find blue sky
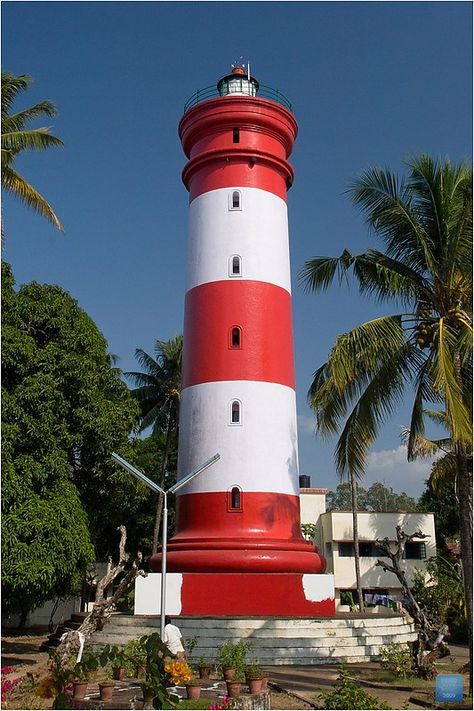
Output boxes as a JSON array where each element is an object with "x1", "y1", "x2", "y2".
[{"x1": 2, "y1": 1, "x2": 472, "y2": 497}]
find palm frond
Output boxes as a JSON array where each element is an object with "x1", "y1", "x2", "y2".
[
  {"x1": 1, "y1": 73, "x2": 32, "y2": 117},
  {"x1": 432, "y1": 318, "x2": 472, "y2": 446},
  {"x1": 352, "y1": 249, "x2": 429, "y2": 304},
  {"x1": 400, "y1": 428, "x2": 447, "y2": 458},
  {"x1": 2, "y1": 128, "x2": 63, "y2": 154},
  {"x1": 299, "y1": 250, "x2": 355, "y2": 293},
  {"x1": 1, "y1": 163, "x2": 63, "y2": 231},
  {"x1": 2, "y1": 101, "x2": 57, "y2": 133},
  {"x1": 348, "y1": 166, "x2": 434, "y2": 273},
  {"x1": 333, "y1": 345, "x2": 411, "y2": 477}
]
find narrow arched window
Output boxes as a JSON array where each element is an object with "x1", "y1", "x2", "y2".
[
  {"x1": 227, "y1": 485, "x2": 243, "y2": 512},
  {"x1": 230, "y1": 400, "x2": 241, "y2": 424},
  {"x1": 231, "y1": 255, "x2": 241, "y2": 276},
  {"x1": 230, "y1": 326, "x2": 242, "y2": 349},
  {"x1": 229, "y1": 190, "x2": 242, "y2": 211},
  {"x1": 232, "y1": 257, "x2": 241, "y2": 276},
  {"x1": 231, "y1": 487, "x2": 241, "y2": 508}
]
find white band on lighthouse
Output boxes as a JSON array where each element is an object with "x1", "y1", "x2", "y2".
[
  {"x1": 178, "y1": 380, "x2": 299, "y2": 496},
  {"x1": 186, "y1": 187, "x2": 292, "y2": 293}
]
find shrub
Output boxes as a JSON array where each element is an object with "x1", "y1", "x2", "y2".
[
  {"x1": 379, "y1": 642, "x2": 413, "y2": 678},
  {"x1": 123, "y1": 639, "x2": 146, "y2": 677},
  {"x1": 318, "y1": 666, "x2": 391, "y2": 709},
  {"x1": 217, "y1": 640, "x2": 252, "y2": 676}
]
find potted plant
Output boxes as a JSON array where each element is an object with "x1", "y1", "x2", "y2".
[
  {"x1": 225, "y1": 671, "x2": 244, "y2": 698},
  {"x1": 139, "y1": 633, "x2": 178, "y2": 709},
  {"x1": 109, "y1": 645, "x2": 128, "y2": 680},
  {"x1": 197, "y1": 656, "x2": 213, "y2": 679},
  {"x1": 245, "y1": 664, "x2": 264, "y2": 693},
  {"x1": 71, "y1": 649, "x2": 99, "y2": 700},
  {"x1": 184, "y1": 677, "x2": 203, "y2": 700},
  {"x1": 217, "y1": 640, "x2": 251, "y2": 681},
  {"x1": 98, "y1": 679, "x2": 115, "y2": 702},
  {"x1": 123, "y1": 638, "x2": 147, "y2": 678},
  {"x1": 97, "y1": 645, "x2": 117, "y2": 701}
]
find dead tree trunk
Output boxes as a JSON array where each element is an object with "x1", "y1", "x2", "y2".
[
  {"x1": 55, "y1": 525, "x2": 147, "y2": 668},
  {"x1": 375, "y1": 525, "x2": 442, "y2": 677}
]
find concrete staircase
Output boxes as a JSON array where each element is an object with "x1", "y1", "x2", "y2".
[{"x1": 90, "y1": 613, "x2": 416, "y2": 664}]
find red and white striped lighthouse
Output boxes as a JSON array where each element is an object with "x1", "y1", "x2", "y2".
[{"x1": 148, "y1": 67, "x2": 334, "y2": 616}]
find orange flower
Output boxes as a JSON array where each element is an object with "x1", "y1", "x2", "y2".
[{"x1": 164, "y1": 659, "x2": 192, "y2": 685}]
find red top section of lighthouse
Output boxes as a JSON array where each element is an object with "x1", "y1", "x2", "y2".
[{"x1": 178, "y1": 69, "x2": 298, "y2": 202}]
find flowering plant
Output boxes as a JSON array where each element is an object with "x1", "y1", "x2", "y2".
[
  {"x1": 164, "y1": 659, "x2": 192, "y2": 685},
  {"x1": 1, "y1": 666, "x2": 21, "y2": 706},
  {"x1": 210, "y1": 696, "x2": 230, "y2": 710}
]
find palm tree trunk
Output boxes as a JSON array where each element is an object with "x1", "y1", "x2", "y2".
[
  {"x1": 350, "y1": 474, "x2": 364, "y2": 612},
  {"x1": 456, "y1": 449, "x2": 473, "y2": 694},
  {"x1": 151, "y1": 407, "x2": 175, "y2": 555}
]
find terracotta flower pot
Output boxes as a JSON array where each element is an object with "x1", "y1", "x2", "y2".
[
  {"x1": 261, "y1": 675, "x2": 269, "y2": 690},
  {"x1": 223, "y1": 666, "x2": 235, "y2": 680},
  {"x1": 248, "y1": 677, "x2": 263, "y2": 693},
  {"x1": 112, "y1": 666, "x2": 125, "y2": 680},
  {"x1": 226, "y1": 680, "x2": 242, "y2": 697},
  {"x1": 198, "y1": 665, "x2": 211, "y2": 679},
  {"x1": 98, "y1": 681, "x2": 115, "y2": 701},
  {"x1": 72, "y1": 680, "x2": 88, "y2": 700},
  {"x1": 185, "y1": 683, "x2": 202, "y2": 699}
]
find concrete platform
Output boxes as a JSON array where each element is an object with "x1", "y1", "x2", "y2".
[{"x1": 90, "y1": 612, "x2": 417, "y2": 664}]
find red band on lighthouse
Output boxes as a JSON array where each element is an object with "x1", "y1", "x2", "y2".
[{"x1": 182, "y1": 280, "x2": 295, "y2": 389}]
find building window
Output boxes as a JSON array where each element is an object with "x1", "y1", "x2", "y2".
[
  {"x1": 230, "y1": 399, "x2": 242, "y2": 425},
  {"x1": 404, "y1": 542, "x2": 426, "y2": 560},
  {"x1": 229, "y1": 326, "x2": 242, "y2": 349},
  {"x1": 229, "y1": 255, "x2": 242, "y2": 277},
  {"x1": 233, "y1": 128, "x2": 240, "y2": 144},
  {"x1": 227, "y1": 486, "x2": 243, "y2": 512},
  {"x1": 229, "y1": 190, "x2": 242, "y2": 211},
  {"x1": 338, "y1": 542, "x2": 387, "y2": 557}
]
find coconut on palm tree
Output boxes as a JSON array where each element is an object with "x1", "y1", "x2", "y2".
[
  {"x1": 126, "y1": 335, "x2": 183, "y2": 554},
  {"x1": 300, "y1": 156, "x2": 472, "y2": 672},
  {"x1": 2, "y1": 72, "x2": 63, "y2": 231}
]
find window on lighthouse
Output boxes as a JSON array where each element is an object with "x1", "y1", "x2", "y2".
[
  {"x1": 230, "y1": 326, "x2": 242, "y2": 348},
  {"x1": 230, "y1": 255, "x2": 242, "y2": 277},
  {"x1": 230, "y1": 399, "x2": 242, "y2": 424},
  {"x1": 229, "y1": 190, "x2": 242, "y2": 211},
  {"x1": 228, "y1": 486, "x2": 243, "y2": 512}
]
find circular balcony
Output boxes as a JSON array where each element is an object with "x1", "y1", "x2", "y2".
[{"x1": 183, "y1": 82, "x2": 293, "y2": 114}]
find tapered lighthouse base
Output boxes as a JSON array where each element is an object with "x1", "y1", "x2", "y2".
[
  {"x1": 150, "y1": 539, "x2": 326, "y2": 574},
  {"x1": 135, "y1": 573, "x2": 335, "y2": 616}
]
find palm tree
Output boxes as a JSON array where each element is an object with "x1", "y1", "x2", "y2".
[
  {"x1": 126, "y1": 335, "x2": 183, "y2": 554},
  {"x1": 2, "y1": 72, "x2": 63, "y2": 231},
  {"x1": 300, "y1": 156, "x2": 472, "y2": 672}
]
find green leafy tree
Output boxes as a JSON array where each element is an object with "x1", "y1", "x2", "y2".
[
  {"x1": 411, "y1": 555, "x2": 466, "y2": 642},
  {"x1": 126, "y1": 336, "x2": 182, "y2": 554},
  {"x1": 301, "y1": 156, "x2": 472, "y2": 660},
  {"x1": 418, "y1": 457, "x2": 459, "y2": 548},
  {"x1": 327, "y1": 481, "x2": 417, "y2": 512},
  {"x1": 1, "y1": 72, "x2": 63, "y2": 231},
  {"x1": 1, "y1": 262, "x2": 139, "y2": 619},
  {"x1": 365, "y1": 482, "x2": 417, "y2": 512},
  {"x1": 327, "y1": 482, "x2": 368, "y2": 510}
]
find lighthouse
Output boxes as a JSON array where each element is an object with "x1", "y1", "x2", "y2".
[{"x1": 146, "y1": 66, "x2": 335, "y2": 616}]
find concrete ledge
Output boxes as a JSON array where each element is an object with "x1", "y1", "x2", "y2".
[{"x1": 90, "y1": 614, "x2": 416, "y2": 664}]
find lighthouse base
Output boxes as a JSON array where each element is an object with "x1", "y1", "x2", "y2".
[{"x1": 134, "y1": 573, "x2": 335, "y2": 616}]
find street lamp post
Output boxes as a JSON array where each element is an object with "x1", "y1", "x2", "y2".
[{"x1": 111, "y1": 451, "x2": 220, "y2": 640}]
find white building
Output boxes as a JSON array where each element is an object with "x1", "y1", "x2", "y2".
[{"x1": 300, "y1": 483, "x2": 436, "y2": 610}]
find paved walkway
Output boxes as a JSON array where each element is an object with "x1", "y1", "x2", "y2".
[{"x1": 265, "y1": 645, "x2": 470, "y2": 710}]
